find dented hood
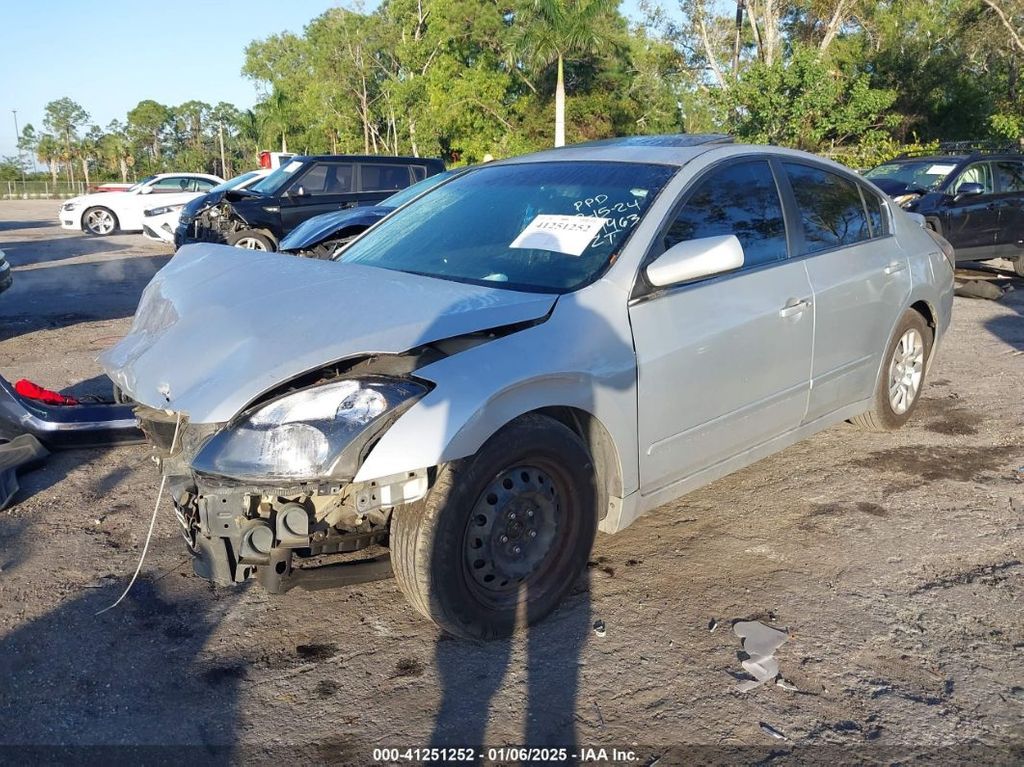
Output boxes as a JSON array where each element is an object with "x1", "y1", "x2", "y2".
[{"x1": 100, "y1": 244, "x2": 556, "y2": 423}]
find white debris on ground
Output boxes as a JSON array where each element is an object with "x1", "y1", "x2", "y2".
[{"x1": 733, "y1": 620, "x2": 789, "y2": 692}]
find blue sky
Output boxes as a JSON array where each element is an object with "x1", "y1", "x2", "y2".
[{"x1": 0, "y1": 0, "x2": 666, "y2": 161}]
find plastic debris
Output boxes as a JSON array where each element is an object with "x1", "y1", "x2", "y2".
[
  {"x1": 708, "y1": 618, "x2": 719, "y2": 632},
  {"x1": 759, "y1": 722, "x2": 787, "y2": 740},
  {"x1": 734, "y1": 620, "x2": 789, "y2": 692},
  {"x1": 776, "y1": 677, "x2": 799, "y2": 692},
  {"x1": 593, "y1": 619, "x2": 606, "y2": 637},
  {"x1": 14, "y1": 379, "x2": 79, "y2": 406}
]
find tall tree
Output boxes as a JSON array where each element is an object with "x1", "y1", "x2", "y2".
[
  {"x1": 516, "y1": 0, "x2": 613, "y2": 147},
  {"x1": 43, "y1": 97, "x2": 89, "y2": 185},
  {"x1": 127, "y1": 100, "x2": 172, "y2": 167}
]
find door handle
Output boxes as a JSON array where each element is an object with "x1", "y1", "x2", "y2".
[
  {"x1": 779, "y1": 298, "x2": 812, "y2": 318},
  {"x1": 884, "y1": 261, "x2": 907, "y2": 275}
]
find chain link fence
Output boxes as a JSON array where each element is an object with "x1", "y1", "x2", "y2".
[{"x1": 1, "y1": 180, "x2": 94, "y2": 199}]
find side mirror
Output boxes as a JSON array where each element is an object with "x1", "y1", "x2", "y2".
[
  {"x1": 646, "y1": 234, "x2": 745, "y2": 288},
  {"x1": 954, "y1": 182, "x2": 985, "y2": 200},
  {"x1": 138, "y1": 186, "x2": 153, "y2": 195},
  {"x1": 290, "y1": 185, "x2": 307, "y2": 198}
]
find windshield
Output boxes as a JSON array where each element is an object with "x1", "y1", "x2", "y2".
[
  {"x1": 209, "y1": 171, "x2": 262, "y2": 193},
  {"x1": 127, "y1": 175, "x2": 157, "y2": 193},
  {"x1": 864, "y1": 160, "x2": 958, "y2": 191},
  {"x1": 248, "y1": 160, "x2": 304, "y2": 195},
  {"x1": 339, "y1": 161, "x2": 676, "y2": 293},
  {"x1": 381, "y1": 169, "x2": 458, "y2": 208}
]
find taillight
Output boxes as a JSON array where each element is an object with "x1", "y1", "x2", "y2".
[{"x1": 925, "y1": 228, "x2": 956, "y2": 270}]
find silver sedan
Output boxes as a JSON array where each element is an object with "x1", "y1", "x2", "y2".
[{"x1": 103, "y1": 136, "x2": 954, "y2": 639}]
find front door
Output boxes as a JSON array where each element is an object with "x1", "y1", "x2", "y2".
[
  {"x1": 941, "y1": 161, "x2": 1000, "y2": 258},
  {"x1": 630, "y1": 159, "x2": 814, "y2": 493},
  {"x1": 280, "y1": 161, "x2": 359, "y2": 234}
]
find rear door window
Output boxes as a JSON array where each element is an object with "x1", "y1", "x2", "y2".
[
  {"x1": 783, "y1": 163, "x2": 871, "y2": 253},
  {"x1": 291, "y1": 163, "x2": 354, "y2": 196},
  {"x1": 666, "y1": 159, "x2": 788, "y2": 269},
  {"x1": 995, "y1": 161, "x2": 1024, "y2": 193},
  {"x1": 360, "y1": 164, "x2": 413, "y2": 193}
]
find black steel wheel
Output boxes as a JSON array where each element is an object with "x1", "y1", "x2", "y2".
[{"x1": 390, "y1": 414, "x2": 597, "y2": 639}]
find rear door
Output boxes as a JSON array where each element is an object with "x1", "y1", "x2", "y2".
[
  {"x1": 781, "y1": 162, "x2": 911, "y2": 421},
  {"x1": 630, "y1": 158, "x2": 814, "y2": 493},
  {"x1": 993, "y1": 159, "x2": 1024, "y2": 257},
  {"x1": 280, "y1": 161, "x2": 358, "y2": 233},
  {"x1": 357, "y1": 163, "x2": 414, "y2": 206}
]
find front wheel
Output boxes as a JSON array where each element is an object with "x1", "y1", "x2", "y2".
[
  {"x1": 83, "y1": 207, "x2": 118, "y2": 236},
  {"x1": 390, "y1": 414, "x2": 597, "y2": 639},
  {"x1": 851, "y1": 310, "x2": 932, "y2": 432},
  {"x1": 228, "y1": 229, "x2": 276, "y2": 251}
]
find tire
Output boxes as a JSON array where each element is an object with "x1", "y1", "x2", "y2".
[
  {"x1": 851, "y1": 310, "x2": 932, "y2": 432},
  {"x1": 228, "y1": 229, "x2": 276, "y2": 251},
  {"x1": 82, "y1": 207, "x2": 118, "y2": 236},
  {"x1": 390, "y1": 414, "x2": 598, "y2": 640}
]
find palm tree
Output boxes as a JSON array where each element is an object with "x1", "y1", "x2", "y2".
[
  {"x1": 518, "y1": 0, "x2": 611, "y2": 147},
  {"x1": 36, "y1": 135, "x2": 61, "y2": 185}
]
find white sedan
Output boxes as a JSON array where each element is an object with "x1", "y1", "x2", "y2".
[
  {"x1": 141, "y1": 169, "x2": 270, "y2": 244},
  {"x1": 59, "y1": 173, "x2": 223, "y2": 236}
]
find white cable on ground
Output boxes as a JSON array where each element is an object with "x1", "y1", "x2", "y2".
[{"x1": 96, "y1": 412, "x2": 182, "y2": 615}]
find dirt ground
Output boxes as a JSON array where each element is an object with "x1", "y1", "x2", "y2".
[{"x1": 0, "y1": 199, "x2": 1021, "y2": 765}]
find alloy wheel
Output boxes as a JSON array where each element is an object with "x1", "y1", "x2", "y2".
[
  {"x1": 888, "y1": 328, "x2": 924, "y2": 415},
  {"x1": 85, "y1": 209, "x2": 115, "y2": 235}
]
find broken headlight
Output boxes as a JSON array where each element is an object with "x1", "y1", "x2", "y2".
[{"x1": 190, "y1": 377, "x2": 427, "y2": 483}]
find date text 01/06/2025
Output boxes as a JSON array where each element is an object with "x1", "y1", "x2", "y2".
[{"x1": 371, "y1": 747, "x2": 639, "y2": 763}]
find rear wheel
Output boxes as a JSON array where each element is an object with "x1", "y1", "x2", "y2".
[
  {"x1": 851, "y1": 310, "x2": 932, "y2": 432},
  {"x1": 228, "y1": 229, "x2": 276, "y2": 251},
  {"x1": 83, "y1": 207, "x2": 118, "y2": 236},
  {"x1": 390, "y1": 414, "x2": 597, "y2": 639}
]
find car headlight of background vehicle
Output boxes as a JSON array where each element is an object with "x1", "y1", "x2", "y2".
[
  {"x1": 892, "y1": 193, "x2": 920, "y2": 209},
  {"x1": 191, "y1": 377, "x2": 428, "y2": 482},
  {"x1": 145, "y1": 204, "x2": 185, "y2": 218}
]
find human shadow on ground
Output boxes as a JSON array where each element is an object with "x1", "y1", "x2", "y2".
[{"x1": 0, "y1": 579, "x2": 244, "y2": 762}]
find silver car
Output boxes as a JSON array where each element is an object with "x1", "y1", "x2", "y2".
[{"x1": 103, "y1": 136, "x2": 954, "y2": 639}]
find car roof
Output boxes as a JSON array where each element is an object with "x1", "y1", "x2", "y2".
[
  {"x1": 494, "y1": 135, "x2": 875, "y2": 173},
  {"x1": 151, "y1": 172, "x2": 222, "y2": 180},
  {"x1": 290, "y1": 155, "x2": 444, "y2": 164}
]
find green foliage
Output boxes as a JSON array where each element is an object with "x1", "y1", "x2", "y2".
[
  {"x1": 719, "y1": 45, "x2": 898, "y2": 150},
  {"x1": 18, "y1": 0, "x2": 1024, "y2": 183}
]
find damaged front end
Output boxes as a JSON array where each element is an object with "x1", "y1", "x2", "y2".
[{"x1": 139, "y1": 370, "x2": 431, "y2": 592}]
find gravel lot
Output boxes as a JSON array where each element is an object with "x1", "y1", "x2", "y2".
[{"x1": 0, "y1": 199, "x2": 1021, "y2": 764}]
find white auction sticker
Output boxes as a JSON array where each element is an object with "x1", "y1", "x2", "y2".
[
  {"x1": 510, "y1": 215, "x2": 608, "y2": 257},
  {"x1": 926, "y1": 164, "x2": 956, "y2": 175}
]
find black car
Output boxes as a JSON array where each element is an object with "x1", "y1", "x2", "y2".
[
  {"x1": 864, "y1": 142, "x2": 1024, "y2": 275},
  {"x1": 176, "y1": 154, "x2": 445, "y2": 252}
]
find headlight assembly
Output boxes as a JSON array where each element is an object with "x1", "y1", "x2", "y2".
[
  {"x1": 145, "y1": 204, "x2": 185, "y2": 217},
  {"x1": 62, "y1": 202, "x2": 77, "y2": 211},
  {"x1": 892, "y1": 193, "x2": 920, "y2": 208},
  {"x1": 190, "y1": 377, "x2": 427, "y2": 483}
]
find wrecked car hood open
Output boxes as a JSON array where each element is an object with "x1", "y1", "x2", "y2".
[{"x1": 101, "y1": 244, "x2": 557, "y2": 423}]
